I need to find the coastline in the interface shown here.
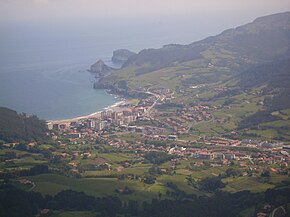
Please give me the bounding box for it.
[47,59,126,126]
[47,100,127,125]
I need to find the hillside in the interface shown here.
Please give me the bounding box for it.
[207,58,290,141]
[0,107,49,143]
[95,12,290,141]
[99,11,290,90]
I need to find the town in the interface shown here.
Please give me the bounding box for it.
[45,88,290,179]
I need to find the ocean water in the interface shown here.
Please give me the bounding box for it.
[0,19,229,120]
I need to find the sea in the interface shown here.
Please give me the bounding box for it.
[0,18,238,120]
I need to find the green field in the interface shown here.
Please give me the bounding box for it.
[31,174,127,196]
[222,176,276,193]
[30,174,166,201]
[98,153,136,163]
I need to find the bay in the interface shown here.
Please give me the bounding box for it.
[0,18,228,120]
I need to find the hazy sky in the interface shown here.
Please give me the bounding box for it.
[0,0,289,23]
[0,0,289,47]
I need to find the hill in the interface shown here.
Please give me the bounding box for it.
[0,107,49,143]
[99,11,290,90]
[95,12,290,141]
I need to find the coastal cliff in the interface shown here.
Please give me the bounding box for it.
[89,60,113,77]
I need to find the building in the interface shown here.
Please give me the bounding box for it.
[214,153,225,160]
[123,108,133,116]
[52,124,59,130]
[225,153,236,160]
[101,110,112,119]
[47,122,53,130]
[95,121,107,131]
[123,116,136,124]
[88,119,96,129]
[198,152,214,160]
[168,135,177,140]
[68,133,81,138]
[135,127,143,133]
[112,111,122,120]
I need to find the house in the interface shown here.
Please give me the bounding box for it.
[36,209,50,217]
[214,152,225,160]
[256,212,268,217]
[83,152,91,158]
[225,153,236,160]
[198,152,214,160]
[168,135,177,140]
[115,166,124,172]
[68,133,81,138]
[59,152,67,158]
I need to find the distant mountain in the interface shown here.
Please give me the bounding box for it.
[0,107,49,143]
[100,11,290,89]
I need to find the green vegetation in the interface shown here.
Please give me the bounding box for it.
[144,152,172,164]
[1,183,290,217]
[0,107,49,143]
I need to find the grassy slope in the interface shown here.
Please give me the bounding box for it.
[29,168,290,201]
[101,13,290,141]
[30,173,167,201]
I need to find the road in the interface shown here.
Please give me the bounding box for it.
[270,206,287,217]
[28,182,36,191]
[143,91,161,116]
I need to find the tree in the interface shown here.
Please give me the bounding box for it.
[225,168,241,177]
[144,152,172,164]
[261,169,270,177]
[144,176,156,184]
[199,177,225,192]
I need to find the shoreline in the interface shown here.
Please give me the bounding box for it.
[47,60,126,125]
[47,100,127,125]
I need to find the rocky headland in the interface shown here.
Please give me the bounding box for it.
[89,59,113,78]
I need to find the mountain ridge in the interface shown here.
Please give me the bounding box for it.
[122,11,290,73]
[99,11,290,91]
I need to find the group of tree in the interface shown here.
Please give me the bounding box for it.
[198,176,226,192]
[144,151,173,164]
[0,165,50,179]
[0,107,49,143]
[1,183,290,217]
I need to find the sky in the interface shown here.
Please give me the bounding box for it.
[0,0,289,23]
[0,0,289,48]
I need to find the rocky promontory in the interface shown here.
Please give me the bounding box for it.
[111,49,136,65]
[89,60,113,77]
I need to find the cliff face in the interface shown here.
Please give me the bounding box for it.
[90,60,113,77]
[111,49,136,64]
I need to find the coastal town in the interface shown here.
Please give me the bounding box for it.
[46,87,290,179]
